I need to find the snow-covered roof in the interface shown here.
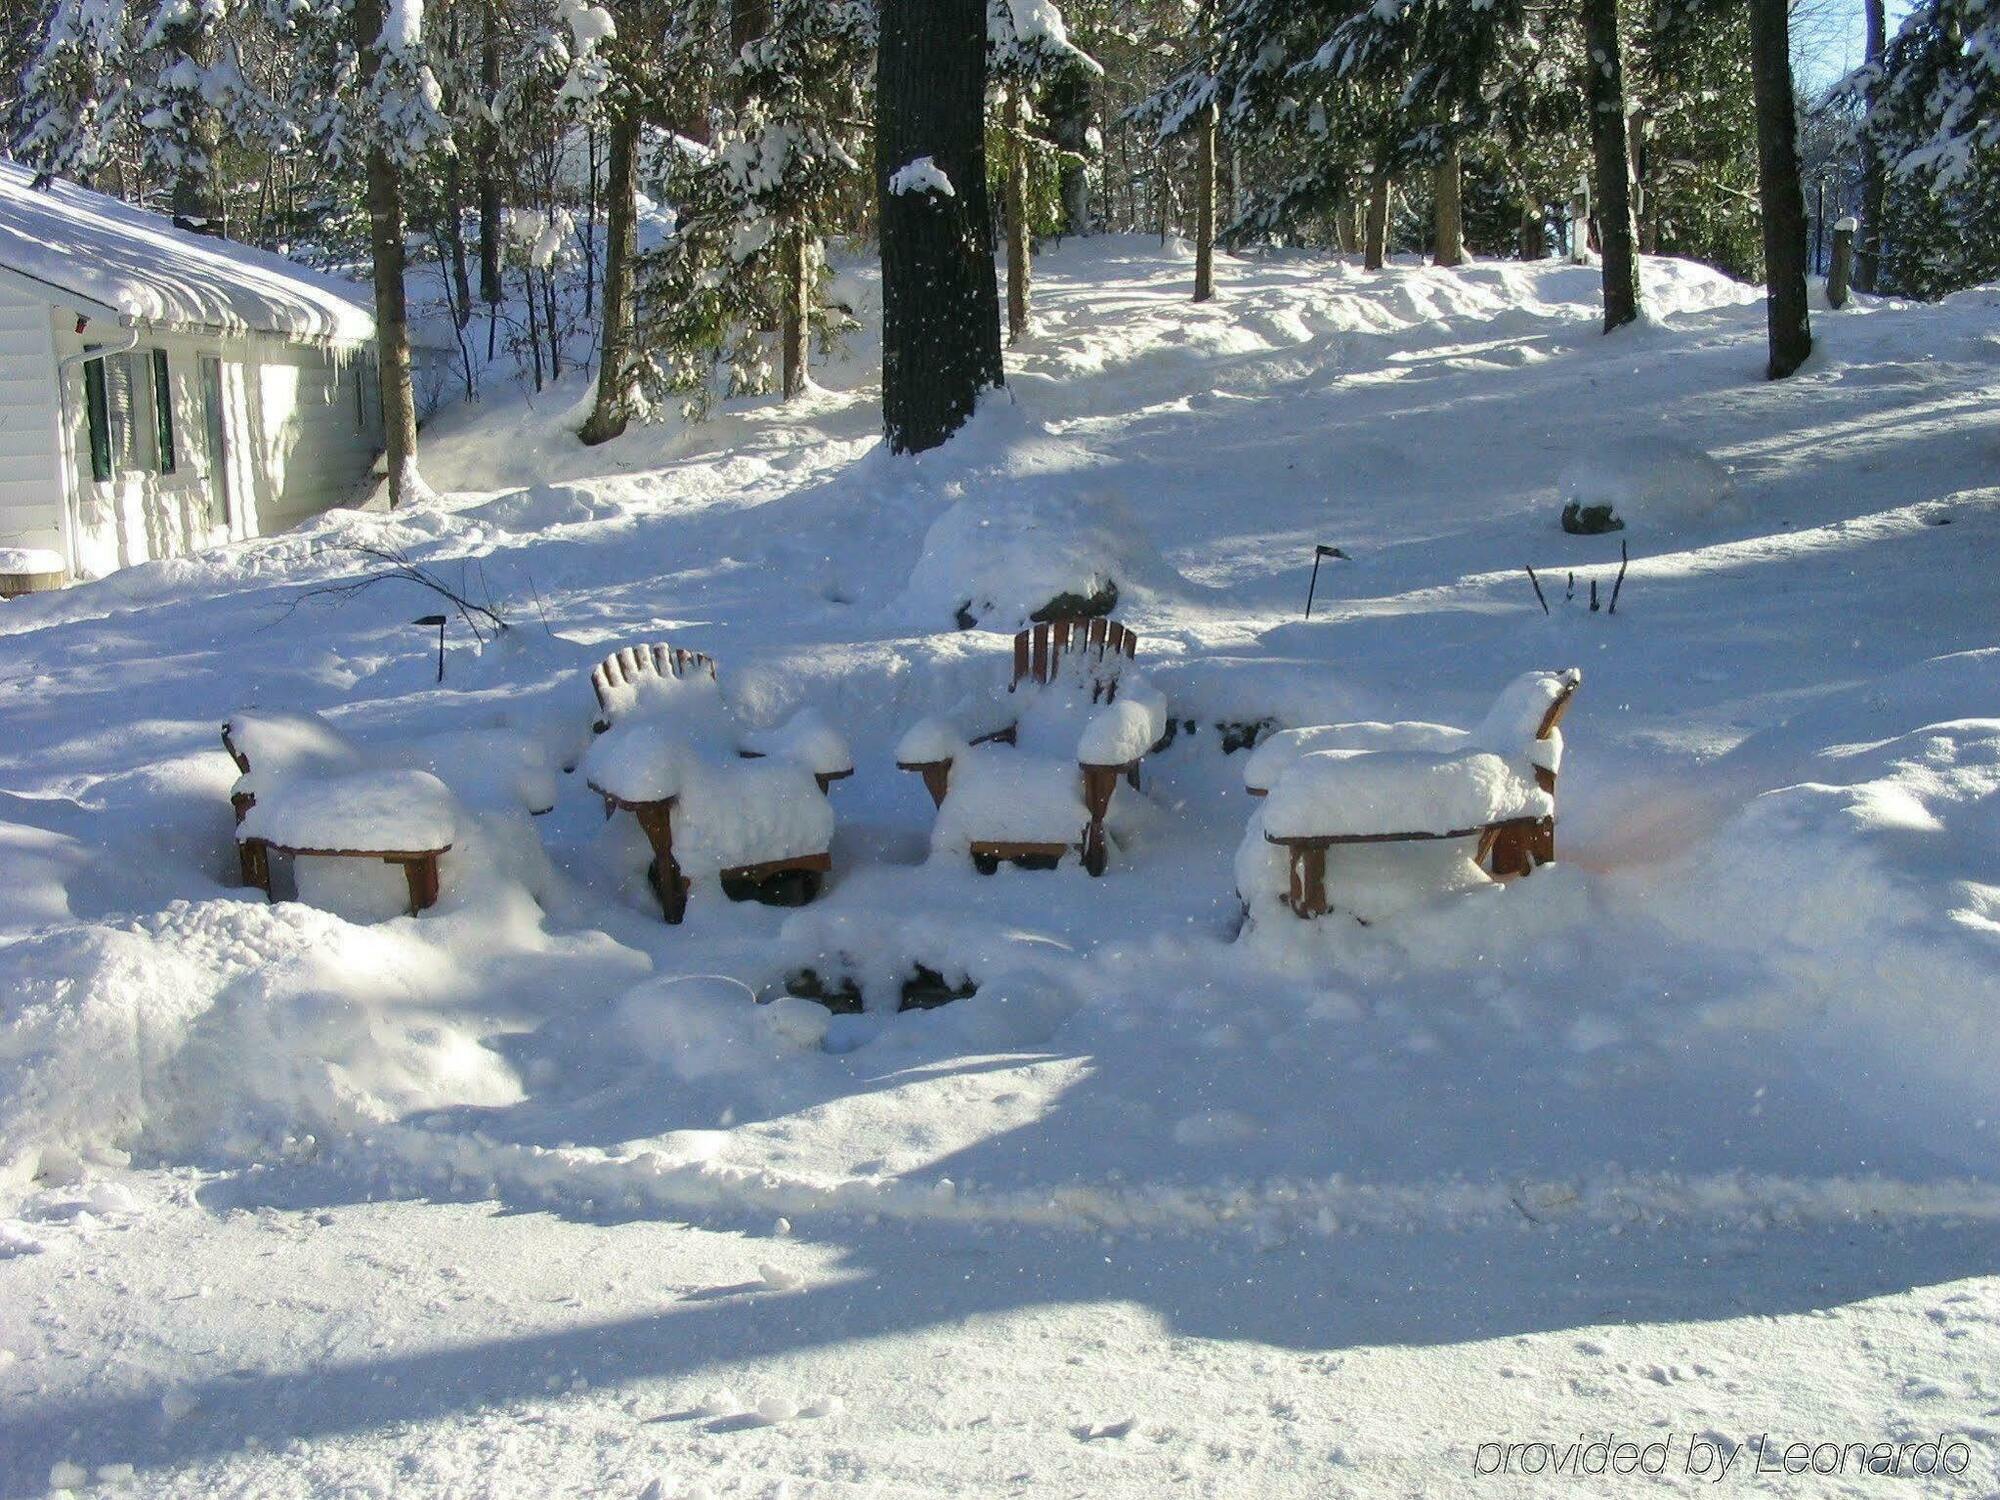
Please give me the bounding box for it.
[0,161,376,346]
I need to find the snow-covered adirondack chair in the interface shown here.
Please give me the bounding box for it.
[896,618,1168,876]
[1237,669,1580,920]
[222,709,558,913]
[579,643,853,921]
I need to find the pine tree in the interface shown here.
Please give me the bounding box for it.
[1579,0,1641,328]
[877,0,1003,454]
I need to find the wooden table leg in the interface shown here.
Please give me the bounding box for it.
[631,800,687,923]
[396,852,442,913]
[238,837,272,896]
[1286,843,1329,918]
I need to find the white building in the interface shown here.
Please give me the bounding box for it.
[0,162,427,586]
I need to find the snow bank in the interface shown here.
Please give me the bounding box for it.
[1558,435,1734,531]
[1642,717,2000,1160]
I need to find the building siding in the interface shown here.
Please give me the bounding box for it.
[0,280,66,558]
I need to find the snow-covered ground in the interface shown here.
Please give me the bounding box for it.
[3,239,1998,1497]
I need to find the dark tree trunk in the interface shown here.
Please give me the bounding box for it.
[1363,167,1390,270]
[1858,0,1887,292]
[1193,103,1217,301]
[1748,0,1812,378]
[1048,64,1093,236]
[781,220,811,397]
[354,0,422,507]
[442,156,473,331]
[1432,138,1463,267]
[876,0,1003,455]
[1520,204,1546,260]
[1580,0,1642,330]
[1005,89,1032,339]
[581,110,640,445]
[477,0,503,311]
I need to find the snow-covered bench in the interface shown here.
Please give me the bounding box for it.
[581,643,851,921]
[1240,669,1580,918]
[222,709,555,908]
[897,618,1167,876]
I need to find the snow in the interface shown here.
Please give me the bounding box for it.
[930,743,1089,851]
[0,161,375,343]
[3,240,2000,1496]
[236,767,461,850]
[887,156,955,198]
[1557,432,1736,530]
[738,708,854,778]
[580,716,697,802]
[670,758,833,876]
[894,714,968,765]
[1262,747,1554,838]
[0,547,65,575]
[1077,695,1160,764]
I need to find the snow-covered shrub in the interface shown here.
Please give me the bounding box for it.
[1556,435,1733,533]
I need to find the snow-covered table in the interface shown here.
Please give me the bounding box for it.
[1248,670,1580,919]
[234,767,459,915]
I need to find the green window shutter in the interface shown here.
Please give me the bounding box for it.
[83,354,112,483]
[151,349,177,474]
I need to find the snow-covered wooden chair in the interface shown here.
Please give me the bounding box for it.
[896,618,1167,876]
[580,643,852,921]
[1239,669,1580,919]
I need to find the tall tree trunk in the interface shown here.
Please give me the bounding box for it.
[1363,166,1391,270]
[354,0,422,507]
[1748,0,1812,378]
[477,0,503,312]
[1193,103,1218,301]
[1857,0,1887,293]
[443,156,473,332]
[1005,88,1032,341]
[1336,190,1361,255]
[781,220,811,397]
[876,0,1002,455]
[581,110,639,445]
[1579,0,1642,330]
[1049,65,1093,236]
[1432,138,1463,267]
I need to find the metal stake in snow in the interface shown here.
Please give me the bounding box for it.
[414,614,448,682]
[1304,545,1349,620]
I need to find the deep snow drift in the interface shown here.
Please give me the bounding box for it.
[2,240,1998,1497]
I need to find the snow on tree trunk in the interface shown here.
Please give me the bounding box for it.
[1857,0,1887,293]
[1193,102,1217,302]
[354,0,423,508]
[876,0,1003,455]
[582,110,640,446]
[1748,0,1812,378]
[1363,169,1391,270]
[1580,0,1642,331]
[1433,139,1463,268]
[1005,89,1031,344]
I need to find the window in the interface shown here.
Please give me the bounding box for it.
[151,349,177,475]
[82,351,112,483]
[199,356,231,529]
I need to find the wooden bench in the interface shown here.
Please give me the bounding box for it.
[898,617,1160,876]
[1257,671,1580,919]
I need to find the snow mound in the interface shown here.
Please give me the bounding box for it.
[1558,435,1734,531]
[931,745,1088,854]
[460,482,624,532]
[609,976,827,1080]
[1644,717,2000,1159]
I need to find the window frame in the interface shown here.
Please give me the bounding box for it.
[150,348,177,475]
[82,351,113,484]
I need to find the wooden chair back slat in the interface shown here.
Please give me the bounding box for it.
[591,643,719,720]
[1536,673,1581,740]
[1006,617,1142,696]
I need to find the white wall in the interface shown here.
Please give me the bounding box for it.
[0,279,65,559]
[49,312,385,577]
